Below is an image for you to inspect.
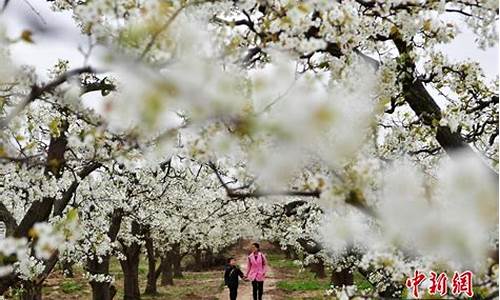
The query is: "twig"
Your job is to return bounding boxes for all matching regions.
[208,161,321,199]
[139,4,187,60]
[22,0,47,25]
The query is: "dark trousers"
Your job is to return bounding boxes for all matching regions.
[228,285,238,300]
[252,281,264,300]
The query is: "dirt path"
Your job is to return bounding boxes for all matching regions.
[217,252,278,300]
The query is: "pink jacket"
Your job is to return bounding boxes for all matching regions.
[246,252,267,281]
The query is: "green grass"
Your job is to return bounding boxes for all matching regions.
[268,251,331,300]
[138,262,148,275]
[353,271,374,290]
[29,255,227,300]
[37,244,381,300]
[60,279,83,294]
[268,251,379,299]
[265,253,299,270]
[277,280,330,291]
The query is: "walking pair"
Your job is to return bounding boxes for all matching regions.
[223,242,267,300]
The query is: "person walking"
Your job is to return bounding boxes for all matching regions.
[246,242,267,300]
[224,257,246,300]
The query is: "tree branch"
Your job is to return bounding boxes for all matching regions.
[81,80,116,96]
[322,40,498,179]
[0,67,95,129]
[52,162,102,216]
[207,161,320,199]
[0,201,17,236]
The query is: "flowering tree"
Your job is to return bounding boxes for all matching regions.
[0,0,498,299]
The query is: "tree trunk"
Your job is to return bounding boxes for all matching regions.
[0,274,16,296]
[331,267,353,287]
[202,249,213,269]
[310,260,326,278]
[89,281,114,300]
[172,244,183,279]
[144,232,158,295]
[160,255,174,286]
[88,208,123,300]
[19,281,42,300]
[19,252,61,300]
[119,221,142,300]
[87,257,117,300]
[193,248,202,272]
[62,260,74,278]
[285,248,297,259]
[120,254,141,300]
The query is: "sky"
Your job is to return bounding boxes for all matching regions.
[1,0,498,104]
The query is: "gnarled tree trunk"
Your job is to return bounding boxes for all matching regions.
[331,267,353,287]
[62,260,74,278]
[172,244,183,279]
[88,257,116,300]
[144,230,158,295]
[121,257,140,300]
[119,221,142,300]
[19,281,42,300]
[193,248,202,272]
[310,259,326,278]
[160,254,174,286]
[88,208,122,300]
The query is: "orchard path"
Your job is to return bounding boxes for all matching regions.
[217,245,279,300]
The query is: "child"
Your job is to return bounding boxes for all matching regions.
[224,257,246,300]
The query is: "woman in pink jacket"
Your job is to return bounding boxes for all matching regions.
[246,242,267,300]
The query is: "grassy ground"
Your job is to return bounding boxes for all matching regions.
[9,244,374,300]
[38,256,225,300]
[266,251,331,300]
[267,251,375,300]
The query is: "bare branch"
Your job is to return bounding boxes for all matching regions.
[208,161,320,199]
[81,79,116,96]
